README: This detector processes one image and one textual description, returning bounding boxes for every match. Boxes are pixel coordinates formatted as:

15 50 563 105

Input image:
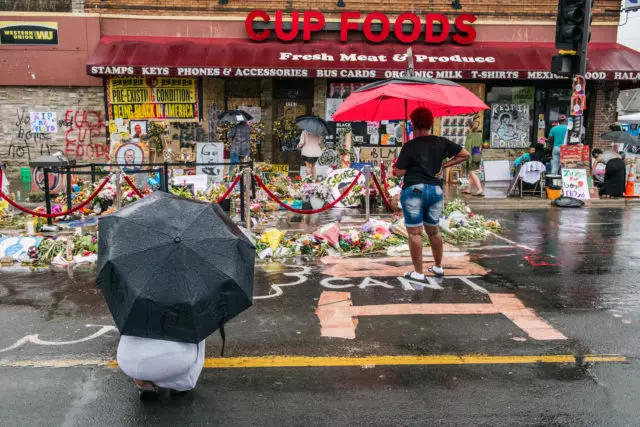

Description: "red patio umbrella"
332 77 489 122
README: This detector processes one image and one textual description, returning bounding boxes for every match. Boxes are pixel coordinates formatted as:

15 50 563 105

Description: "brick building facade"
83 0 620 22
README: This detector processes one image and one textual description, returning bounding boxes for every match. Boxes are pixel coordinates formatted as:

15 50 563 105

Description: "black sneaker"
138 385 160 401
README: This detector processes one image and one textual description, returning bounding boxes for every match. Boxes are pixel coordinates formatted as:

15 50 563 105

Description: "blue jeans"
230 153 239 174
400 184 444 227
551 146 562 175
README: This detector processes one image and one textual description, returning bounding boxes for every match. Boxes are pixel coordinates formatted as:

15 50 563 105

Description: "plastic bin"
546 187 562 200
20 167 31 183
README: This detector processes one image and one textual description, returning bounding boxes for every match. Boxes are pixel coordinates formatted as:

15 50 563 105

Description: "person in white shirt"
117 335 206 400
298 130 323 180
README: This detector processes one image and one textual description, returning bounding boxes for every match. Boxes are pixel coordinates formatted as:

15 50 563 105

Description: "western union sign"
0 22 58 45
107 77 199 120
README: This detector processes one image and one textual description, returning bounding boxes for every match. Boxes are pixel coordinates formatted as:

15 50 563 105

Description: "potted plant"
303 183 331 210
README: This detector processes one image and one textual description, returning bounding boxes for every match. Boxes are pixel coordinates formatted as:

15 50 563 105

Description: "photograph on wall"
196 142 224 179
130 120 147 140
490 104 530 148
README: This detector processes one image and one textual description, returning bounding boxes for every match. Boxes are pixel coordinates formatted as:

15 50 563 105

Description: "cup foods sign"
245 10 477 45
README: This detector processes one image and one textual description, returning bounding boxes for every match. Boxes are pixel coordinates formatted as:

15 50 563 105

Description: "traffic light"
555 0 589 51
552 0 593 75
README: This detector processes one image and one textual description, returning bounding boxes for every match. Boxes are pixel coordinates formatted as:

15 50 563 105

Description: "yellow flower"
263 228 285 250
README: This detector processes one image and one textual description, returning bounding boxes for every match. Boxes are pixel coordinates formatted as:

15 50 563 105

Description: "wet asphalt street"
2 207 640 426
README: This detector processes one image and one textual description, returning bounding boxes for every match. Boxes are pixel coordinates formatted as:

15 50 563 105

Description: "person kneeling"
117 335 206 400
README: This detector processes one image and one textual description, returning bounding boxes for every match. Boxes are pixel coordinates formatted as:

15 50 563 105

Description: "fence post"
65 166 72 212
243 167 252 230
43 167 52 226
90 164 96 184
239 170 245 223
163 162 170 192
115 170 123 210
364 165 371 221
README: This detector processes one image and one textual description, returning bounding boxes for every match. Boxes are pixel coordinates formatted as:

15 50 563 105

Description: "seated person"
513 143 546 169
508 143 546 197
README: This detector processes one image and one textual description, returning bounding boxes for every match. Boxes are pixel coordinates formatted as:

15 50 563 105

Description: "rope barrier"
123 175 145 199
371 174 393 211
215 174 242 204
0 170 113 218
380 163 389 195
123 173 242 205
254 172 363 215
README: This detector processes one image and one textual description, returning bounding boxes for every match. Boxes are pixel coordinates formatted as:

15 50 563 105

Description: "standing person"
297 130 323 180
0 161 8 195
393 108 470 279
229 120 251 171
117 335 206 400
592 148 626 198
462 121 484 196
548 115 568 174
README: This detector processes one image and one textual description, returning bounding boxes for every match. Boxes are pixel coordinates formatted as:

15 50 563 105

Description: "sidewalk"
445 184 638 210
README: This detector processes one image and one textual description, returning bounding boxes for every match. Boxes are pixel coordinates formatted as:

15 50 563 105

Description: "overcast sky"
618 4 640 51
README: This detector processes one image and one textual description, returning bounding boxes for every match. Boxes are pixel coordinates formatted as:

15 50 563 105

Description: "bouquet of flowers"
302 183 332 203
122 189 141 206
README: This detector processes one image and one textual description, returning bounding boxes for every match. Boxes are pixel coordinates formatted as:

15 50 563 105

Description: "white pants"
1 173 9 194
117 335 206 391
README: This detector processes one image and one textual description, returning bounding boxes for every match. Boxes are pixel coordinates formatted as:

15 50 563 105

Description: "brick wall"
84 0 620 22
587 80 620 151
0 86 106 183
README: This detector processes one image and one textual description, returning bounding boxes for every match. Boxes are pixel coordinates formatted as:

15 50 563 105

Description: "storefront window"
484 86 535 148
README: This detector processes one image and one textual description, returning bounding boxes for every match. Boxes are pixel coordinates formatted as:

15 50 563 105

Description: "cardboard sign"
271 164 289 173
326 168 365 208
490 103 530 149
562 168 590 200
196 142 224 179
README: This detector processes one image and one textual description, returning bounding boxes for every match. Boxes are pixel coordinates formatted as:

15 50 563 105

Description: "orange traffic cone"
624 161 638 198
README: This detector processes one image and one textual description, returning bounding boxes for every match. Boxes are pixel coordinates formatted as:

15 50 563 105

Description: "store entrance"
272 79 314 172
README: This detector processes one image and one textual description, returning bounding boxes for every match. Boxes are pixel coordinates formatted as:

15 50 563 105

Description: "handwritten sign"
29 112 57 133
107 77 199 120
359 147 399 170
271 164 289 173
561 168 590 200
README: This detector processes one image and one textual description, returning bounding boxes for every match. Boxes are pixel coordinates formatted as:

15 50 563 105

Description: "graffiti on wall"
7 109 51 159
63 109 108 161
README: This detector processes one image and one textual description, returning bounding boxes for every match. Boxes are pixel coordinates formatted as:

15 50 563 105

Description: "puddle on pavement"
0 267 103 320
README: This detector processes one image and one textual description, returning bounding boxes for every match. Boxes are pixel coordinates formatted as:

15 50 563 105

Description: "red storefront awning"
87 36 640 81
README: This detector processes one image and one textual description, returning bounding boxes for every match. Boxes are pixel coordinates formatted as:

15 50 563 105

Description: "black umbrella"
97 191 255 344
295 115 331 136
218 110 253 123
601 131 640 146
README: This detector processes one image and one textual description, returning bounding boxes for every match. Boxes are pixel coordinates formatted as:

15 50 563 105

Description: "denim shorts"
400 184 444 227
